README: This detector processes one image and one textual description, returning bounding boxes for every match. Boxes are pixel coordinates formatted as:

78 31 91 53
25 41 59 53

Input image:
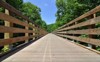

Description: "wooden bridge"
0 0 100 62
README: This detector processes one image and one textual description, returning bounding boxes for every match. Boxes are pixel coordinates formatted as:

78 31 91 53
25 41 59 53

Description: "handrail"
58 16 100 31
55 5 100 31
54 5 100 49
0 0 34 25
0 0 46 32
0 0 47 47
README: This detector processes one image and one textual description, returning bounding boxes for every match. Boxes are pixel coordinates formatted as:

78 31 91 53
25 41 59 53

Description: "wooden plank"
58 16 100 31
57 34 100 46
0 26 35 33
0 35 36 46
56 5 100 30
57 28 100 35
0 12 34 29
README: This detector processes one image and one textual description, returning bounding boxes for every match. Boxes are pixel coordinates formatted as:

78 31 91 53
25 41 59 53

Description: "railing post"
25 21 29 43
3 9 12 52
37 27 40 39
73 22 77 42
35 25 38 40
92 14 96 49
32 24 35 40
88 14 96 49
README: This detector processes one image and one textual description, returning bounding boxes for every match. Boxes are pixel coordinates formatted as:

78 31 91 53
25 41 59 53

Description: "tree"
21 2 47 30
6 0 23 10
21 2 41 21
48 0 100 32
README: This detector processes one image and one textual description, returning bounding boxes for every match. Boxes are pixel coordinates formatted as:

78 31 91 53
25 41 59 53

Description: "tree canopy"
47 0 100 32
21 2 47 30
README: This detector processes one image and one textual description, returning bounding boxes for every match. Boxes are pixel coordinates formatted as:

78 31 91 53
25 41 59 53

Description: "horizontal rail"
0 13 34 28
57 28 100 35
56 5 100 30
0 35 36 46
55 5 100 48
0 0 47 48
58 16 100 31
0 26 35 33
57 34 100 46
0 0 34 24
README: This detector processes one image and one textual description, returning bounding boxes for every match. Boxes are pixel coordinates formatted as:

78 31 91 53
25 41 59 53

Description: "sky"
23 0 57 24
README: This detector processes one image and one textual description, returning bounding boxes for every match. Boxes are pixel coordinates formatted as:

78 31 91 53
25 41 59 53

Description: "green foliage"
6 0 23 10
41 21 47 29
21 2 41 20
21 2 47 30
0 8 3 12
48 0 100 32
79 34 89 38
47 24 57 32
97 46 100 51
2 45 10 53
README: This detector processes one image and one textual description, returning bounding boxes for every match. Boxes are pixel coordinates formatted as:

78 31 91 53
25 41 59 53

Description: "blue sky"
23 0 57 24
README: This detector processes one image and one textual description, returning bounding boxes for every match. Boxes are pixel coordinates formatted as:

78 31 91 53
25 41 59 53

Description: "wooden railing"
0 0 47 49
54 5 100 49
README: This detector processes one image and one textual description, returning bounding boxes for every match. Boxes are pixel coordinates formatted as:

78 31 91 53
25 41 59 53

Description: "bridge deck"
2 34 100 62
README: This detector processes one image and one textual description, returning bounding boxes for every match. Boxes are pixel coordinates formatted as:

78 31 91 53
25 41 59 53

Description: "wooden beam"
0 13 34 29
0 26 35 33
57 28 100 35
0 35 36 46
58 16 100 31
56 5 100 30
0 0 34 24
57 34 100 46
